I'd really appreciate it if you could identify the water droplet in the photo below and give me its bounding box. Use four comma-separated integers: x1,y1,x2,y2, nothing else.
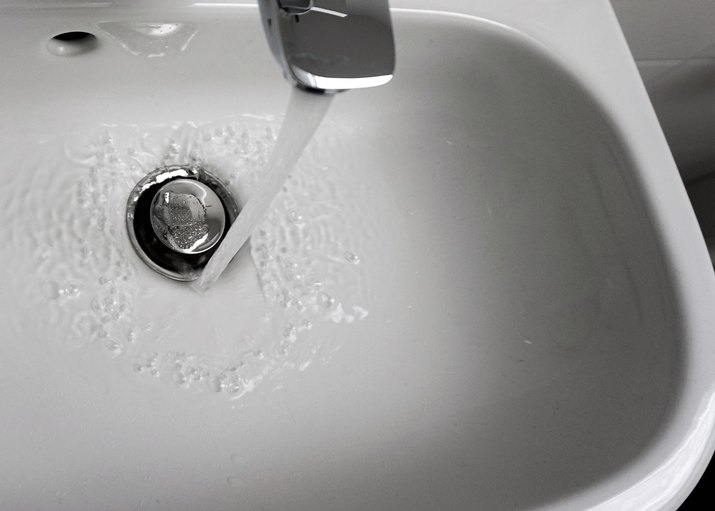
64,284,79,297
318,292,334,309
307,278,323,292
344,251,361,264
282,323,298,342
105,339,123,355
288,209,304,225
287,298,305,311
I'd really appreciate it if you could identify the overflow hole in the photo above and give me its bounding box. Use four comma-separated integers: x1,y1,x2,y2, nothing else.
47,31,98,56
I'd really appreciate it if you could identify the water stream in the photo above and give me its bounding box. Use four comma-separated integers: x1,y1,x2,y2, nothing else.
195,88,334,291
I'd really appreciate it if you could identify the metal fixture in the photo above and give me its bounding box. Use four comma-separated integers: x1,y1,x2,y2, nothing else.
126,165,239,281
257,0,395,92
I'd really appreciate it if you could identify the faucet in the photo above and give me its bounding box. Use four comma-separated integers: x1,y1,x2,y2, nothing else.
257,0,395,93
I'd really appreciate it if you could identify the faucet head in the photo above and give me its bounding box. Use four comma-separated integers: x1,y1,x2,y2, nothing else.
258,0,395,93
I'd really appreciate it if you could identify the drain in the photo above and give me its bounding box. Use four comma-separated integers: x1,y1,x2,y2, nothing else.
126,165,239,281
46,31,99,56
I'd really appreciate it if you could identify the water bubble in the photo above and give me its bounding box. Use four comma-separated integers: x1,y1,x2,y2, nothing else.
291,298,306,311
318,292,334,309
284,268,300,282
64,284,79,297
282,323,298,342
344,251,361,264
306,278,322,292
105,339,123,355
287,209,304,225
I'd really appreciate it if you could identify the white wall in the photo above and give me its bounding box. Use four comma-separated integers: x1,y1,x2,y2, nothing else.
611,0,715,182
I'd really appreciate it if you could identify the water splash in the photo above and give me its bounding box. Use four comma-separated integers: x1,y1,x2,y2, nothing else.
195,88,334,291
0,112,377,399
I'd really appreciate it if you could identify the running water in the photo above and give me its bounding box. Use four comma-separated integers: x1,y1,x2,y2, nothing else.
195,88,334,291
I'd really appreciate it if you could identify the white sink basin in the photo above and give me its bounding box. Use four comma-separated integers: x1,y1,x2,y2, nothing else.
2,1,715,509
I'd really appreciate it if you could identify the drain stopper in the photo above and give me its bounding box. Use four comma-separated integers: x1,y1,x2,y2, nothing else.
126,165,239,281
150,179,226,255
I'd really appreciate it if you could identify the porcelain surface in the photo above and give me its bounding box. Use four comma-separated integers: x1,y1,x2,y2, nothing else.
1,1,714,510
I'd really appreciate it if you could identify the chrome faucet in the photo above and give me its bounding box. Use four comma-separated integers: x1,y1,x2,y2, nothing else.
257,0,395,93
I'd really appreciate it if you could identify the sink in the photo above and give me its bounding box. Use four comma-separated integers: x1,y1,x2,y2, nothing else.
2,1,715,509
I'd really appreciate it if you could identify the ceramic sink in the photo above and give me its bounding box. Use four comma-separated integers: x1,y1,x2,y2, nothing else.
1,1,714,509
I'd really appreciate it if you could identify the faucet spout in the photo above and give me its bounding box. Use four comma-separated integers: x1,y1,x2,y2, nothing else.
258,0,395,93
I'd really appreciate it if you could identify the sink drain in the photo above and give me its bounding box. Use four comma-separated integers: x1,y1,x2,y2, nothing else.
126,165,239,281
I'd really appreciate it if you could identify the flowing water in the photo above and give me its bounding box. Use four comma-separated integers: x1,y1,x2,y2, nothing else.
0,103,396,399
195,88,334,291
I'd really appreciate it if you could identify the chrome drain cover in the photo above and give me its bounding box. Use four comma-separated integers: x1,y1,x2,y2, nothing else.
126,165,239,281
